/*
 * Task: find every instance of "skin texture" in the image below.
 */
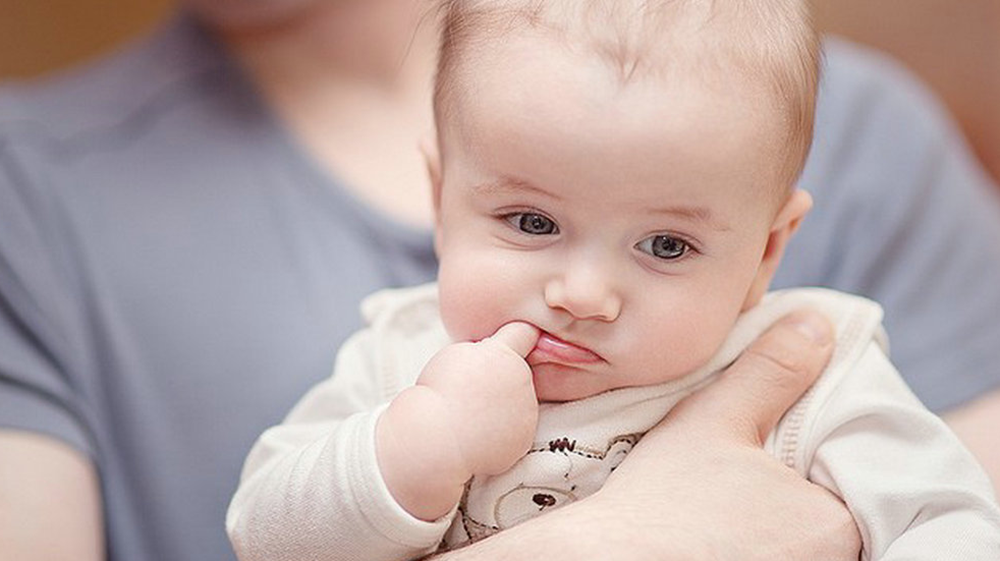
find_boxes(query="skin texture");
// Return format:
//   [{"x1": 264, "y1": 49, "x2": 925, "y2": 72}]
[{"x1": 0, "y1": 432, "x2": 104, "y2": 561}]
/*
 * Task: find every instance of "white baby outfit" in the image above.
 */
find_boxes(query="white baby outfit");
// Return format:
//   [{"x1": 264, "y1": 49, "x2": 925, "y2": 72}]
[{"x1": 227, "y1": 284, "x2": 1000, "y2": 561}]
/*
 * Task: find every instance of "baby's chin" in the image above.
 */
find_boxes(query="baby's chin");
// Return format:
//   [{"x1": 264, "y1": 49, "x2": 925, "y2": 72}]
[
  {"x1": 530, "y1": 362, "x2": 623, "y2": 403},
  {"x1": 531, "y1": 356, "x2": 712, "y2": 403}
]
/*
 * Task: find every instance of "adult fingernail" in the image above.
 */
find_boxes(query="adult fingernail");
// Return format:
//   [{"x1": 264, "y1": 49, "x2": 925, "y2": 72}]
[{"x1": 787, "y1": 311, "x2": 833, "y2": 345}]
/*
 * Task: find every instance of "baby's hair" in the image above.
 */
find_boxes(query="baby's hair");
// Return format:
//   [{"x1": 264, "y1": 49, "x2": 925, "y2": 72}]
[{"x1": 434, "y1": 0, "x2": 821, "y2": 195}]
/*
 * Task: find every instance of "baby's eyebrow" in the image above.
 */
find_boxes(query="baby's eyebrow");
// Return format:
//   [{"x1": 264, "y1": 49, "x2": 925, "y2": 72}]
[
  {"x1": 471, "y1": 177, "x2": 563, "y2": 201},
  {"x1": 646, "y1": 205, "x2": 730, "y2": 231},
  {"x1": 471, "y1": 177, "x2": 730, "y2": 231}
]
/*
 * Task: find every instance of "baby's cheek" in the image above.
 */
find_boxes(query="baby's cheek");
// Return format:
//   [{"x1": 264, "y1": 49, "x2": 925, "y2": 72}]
[
  {"x1": 438, "y1": 259, "x2": 507, "y2": 343},
  {"x1": 631, "y1": 303, "x2": 740, "y2": 384},
  {"x1": 439, "y1": 283, "x2": 482, "y2": 342}
]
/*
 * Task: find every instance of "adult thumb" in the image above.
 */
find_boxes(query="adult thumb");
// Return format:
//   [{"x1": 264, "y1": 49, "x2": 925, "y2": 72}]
[{"x1": 672, "y1": 310, "x2": 835, "y2": 444}]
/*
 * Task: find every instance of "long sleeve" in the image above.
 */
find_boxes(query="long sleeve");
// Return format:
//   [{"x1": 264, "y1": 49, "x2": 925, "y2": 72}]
[
  {"x1": 226, "y1": 325, "x2": 453, "y2": 561},
  {"x1": 792, "y1": 341, "x2": 1000, "y2": 560}
]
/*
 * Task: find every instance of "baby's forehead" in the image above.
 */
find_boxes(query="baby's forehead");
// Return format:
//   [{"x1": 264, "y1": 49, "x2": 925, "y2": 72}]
[
  {"x1": 445, "y1": 55, "x2": 791, "y2": 215},
  {"x1": 436, "y1": 0, "x2": 819, "y2": 190},
  {"x1": 444, "y1": 0, "x2": 732, "y2": 84},
  {"x1": 439, "y1": 0, "x2": 808, "y2": 128}
]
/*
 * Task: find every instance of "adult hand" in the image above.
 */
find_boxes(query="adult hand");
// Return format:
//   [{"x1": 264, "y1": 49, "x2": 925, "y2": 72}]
[
  {"x1": 596, "y1": 309, "x2": 859, "y2": 559},
  {"x1": 434, "y1": 310, "x2": 860, "y2": 560}
]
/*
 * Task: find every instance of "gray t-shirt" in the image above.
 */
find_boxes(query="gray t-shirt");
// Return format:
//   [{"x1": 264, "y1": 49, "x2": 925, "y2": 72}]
[{"x1": 1, "y1": 15, "x2": 998, "y2": 561}]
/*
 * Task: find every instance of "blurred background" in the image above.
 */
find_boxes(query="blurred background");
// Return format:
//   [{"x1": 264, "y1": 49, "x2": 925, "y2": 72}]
[{"x1": 1, "y1": 0, "x2": 998, "y2": 183}]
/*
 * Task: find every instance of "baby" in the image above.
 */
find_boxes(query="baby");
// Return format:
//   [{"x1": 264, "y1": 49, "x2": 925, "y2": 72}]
[{"x1": 227, "y1": 1, "x2": 1000, "y2": 560}]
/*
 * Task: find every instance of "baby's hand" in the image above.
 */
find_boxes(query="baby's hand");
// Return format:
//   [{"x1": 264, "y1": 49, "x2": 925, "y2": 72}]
[
  {"x1": 417, "y1": 322, "x2": 541, "y2": 476},
  {"x1": 376, "y1": 322, "x2": 540, "y2": 521}
]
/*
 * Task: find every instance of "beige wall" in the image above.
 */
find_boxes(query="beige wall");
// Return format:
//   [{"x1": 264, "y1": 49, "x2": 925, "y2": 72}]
[
  {"x1": 0, "y1": 0, "x2": 171, "y2": 79},
  {"x1": 1, "y1": 0, "x2": 998, "y2": 182}
]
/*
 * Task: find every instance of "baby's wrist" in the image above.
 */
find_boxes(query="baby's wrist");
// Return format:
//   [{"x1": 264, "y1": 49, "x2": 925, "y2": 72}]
[{"x1": 375, "y1": 386, "x2": 470, "y2": 520}]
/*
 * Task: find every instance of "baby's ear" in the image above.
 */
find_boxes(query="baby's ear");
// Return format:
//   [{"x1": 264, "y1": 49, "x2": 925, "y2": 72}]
[
  {"x1": 742, "y1": 189, "x2": 813, "y2": 310},
  {"x1": 419, "y1": 134, "x2": 445, "y2": 255},
  {"x1": 419, "y1": 135, "x2": 443, "y2": 217}
]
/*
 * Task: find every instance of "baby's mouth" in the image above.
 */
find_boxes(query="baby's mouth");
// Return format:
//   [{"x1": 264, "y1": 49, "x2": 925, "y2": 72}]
[{"x1": 527, "y1": 331, "x2": 604, "y2": 366}]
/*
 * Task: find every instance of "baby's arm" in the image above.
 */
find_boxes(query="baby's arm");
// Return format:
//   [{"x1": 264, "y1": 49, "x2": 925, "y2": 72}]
[
  {"x1": 226, "y1": 322, "x2": 541, "y2": 561},
  {"x1": 795, "y1": 341, "x2": 1000, "y2": 559}
]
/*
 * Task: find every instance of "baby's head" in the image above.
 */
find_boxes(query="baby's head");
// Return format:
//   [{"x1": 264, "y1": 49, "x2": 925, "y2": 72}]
[{"x1": 427, "y1": 0, "x2": 821, "y2": 401}]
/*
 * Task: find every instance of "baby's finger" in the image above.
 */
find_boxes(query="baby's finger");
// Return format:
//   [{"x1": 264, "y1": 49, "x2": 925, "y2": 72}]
[{"x1": 487, "y1": 322, "x2": 541, "y2": 358}]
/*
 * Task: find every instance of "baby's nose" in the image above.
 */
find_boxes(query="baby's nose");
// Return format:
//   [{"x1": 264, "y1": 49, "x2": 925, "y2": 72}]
[{"x1": 543, "y1": 264, "x2": 621, "y2": 322}]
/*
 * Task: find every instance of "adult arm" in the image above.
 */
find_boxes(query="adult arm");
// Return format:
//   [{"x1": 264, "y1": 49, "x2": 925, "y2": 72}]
[
  {"x1": 433, "y1": 312, "x2": 860, "y2": 560},
  {"x1": 0, "y1": 431, "x2": 103, "y2": 561},
  {"x1": 0, "y1": 124, "x2": 105, "y2": 560}
]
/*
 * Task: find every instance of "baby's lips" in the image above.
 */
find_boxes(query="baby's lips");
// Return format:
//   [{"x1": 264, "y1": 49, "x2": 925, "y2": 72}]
[{"x1": 529, "y1": 331, "x2": 603, "y2": 365}]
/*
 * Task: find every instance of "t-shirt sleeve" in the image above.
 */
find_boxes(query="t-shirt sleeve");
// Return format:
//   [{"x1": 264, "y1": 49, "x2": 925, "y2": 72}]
[
  {"x1": 0, "y1": 137, "x2": 95, "y2": 456},
  {"x1": 777, "y1": 38, "x2": 1000, "y2": 412}
]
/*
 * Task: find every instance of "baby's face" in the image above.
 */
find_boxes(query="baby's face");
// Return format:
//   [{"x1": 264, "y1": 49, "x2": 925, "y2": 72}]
[{"x1": 434, "y1": 33, "x2": 798, "y2": 401}]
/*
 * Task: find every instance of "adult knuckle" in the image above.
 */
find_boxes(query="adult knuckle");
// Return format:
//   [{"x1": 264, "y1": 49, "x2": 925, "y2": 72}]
[
  {"x1": 744, "y1": 339, "x2": 808, "y2": 379},
  {"x1": 737, "y1": 350, "x2": 808, "y2": 408}
]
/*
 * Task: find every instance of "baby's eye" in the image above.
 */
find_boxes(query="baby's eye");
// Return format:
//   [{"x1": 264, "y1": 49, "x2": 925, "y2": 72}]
[
  {"x1": 636, "y1": 235, "x2": 690, "y2": 260},
  {"x1": 505, "y1": 213, "x2": 559, "y2": 235}
]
